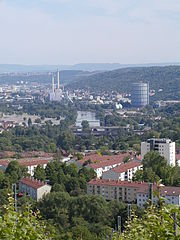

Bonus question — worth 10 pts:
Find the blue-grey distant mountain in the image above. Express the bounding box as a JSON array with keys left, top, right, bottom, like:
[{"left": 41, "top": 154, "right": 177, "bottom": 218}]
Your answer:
[{"left": 0, "top": 63, "right": 180, "bottom": 73}]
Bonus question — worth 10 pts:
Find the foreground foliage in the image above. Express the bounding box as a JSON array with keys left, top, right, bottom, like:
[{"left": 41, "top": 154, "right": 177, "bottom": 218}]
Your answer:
[{"left": 0, "top": 197, "right": 53, "bottom": 240}]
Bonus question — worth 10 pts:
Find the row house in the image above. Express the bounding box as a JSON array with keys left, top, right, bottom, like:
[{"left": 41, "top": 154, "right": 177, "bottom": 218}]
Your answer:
[
  {"left": 102, "top": 160, "right": 142, "bottom": 181},
  {"left": 77, "top": 153, "right": 131, "bottom": 178},
  {"left": 137, "top": 185, "right": 180, "bottom": 207}
]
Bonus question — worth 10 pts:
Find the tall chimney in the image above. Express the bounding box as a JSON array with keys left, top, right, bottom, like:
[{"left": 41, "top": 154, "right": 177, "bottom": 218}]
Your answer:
[
  {"left": 57, "top": 67, "right": 60, "bottom": 89},
  {"left": 52, "top": 75, "right": 55, "bottom": 93}
]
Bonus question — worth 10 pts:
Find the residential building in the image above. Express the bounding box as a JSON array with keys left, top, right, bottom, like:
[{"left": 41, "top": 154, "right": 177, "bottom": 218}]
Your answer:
[
  {"left": 77, "top": 153, "right": 130, "bottom": 178},
  {"left": 87, "top": 179, "right": 149, "bottom": 203},
  {"left": 102, "top": 160, "right": 143, "bottom": 181},
  {"left": 0, "top": 158, "right": 51, "bottom": 176},
  {"left": 19, "top": 177, "right": 51, "bottom": 201},
  {"left": 137, "top": 185, "right": 180, "bottom": 207},
  {"left": 18, "top": 159, "right": 49, "bottom": 176},
  {"left": 141, "top": 138, "right": 175, "bottom": 166}
]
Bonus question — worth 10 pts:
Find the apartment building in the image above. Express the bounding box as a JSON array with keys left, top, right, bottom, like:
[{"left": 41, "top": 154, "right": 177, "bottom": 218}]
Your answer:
[
  {"left": 18, "top": 159, "right": 50, "bottom": 176},
  {"left": 102, "top": 160, "right": 142, "bottom": 181},
  {"left": 87, "top": 179, "right": 148, "bottom": 203},
  {"left": 19, "top": 177, "right": 51, "bottom": 201},
  {"left": 141, "top": 138, "right": 175, "bottom": 166},
  {"left": 0, "top": 158, "right": 51, "bottom": 176},
  {"left": 137, "top": 185, "right": 180, "bottom": 207},
  {"left": 77, "top": 153, "right": 131, "bottom": 178}
]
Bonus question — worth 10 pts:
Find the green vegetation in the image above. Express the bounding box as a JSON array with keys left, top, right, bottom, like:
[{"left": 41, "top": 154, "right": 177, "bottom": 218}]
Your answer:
[
  {"left": 0, "top": 196, "right": 53, "bottom": 240},
  {"left": 133, "top": 151, "right": 180, "bottom": 186},
  {"left": 69, "top": 66, "right": 180, "bottom": 101},
  {"left": 117, "top": 204, "right": 180, "bottom": 240}
]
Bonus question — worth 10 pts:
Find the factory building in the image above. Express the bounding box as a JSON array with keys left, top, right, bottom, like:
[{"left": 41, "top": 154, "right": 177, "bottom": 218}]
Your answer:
[
  {"left": 49, "top": 68, "right": 63, "bottom": 102},
  {"left": 131, "top": 82, "right": 149, "bottom": 108}
]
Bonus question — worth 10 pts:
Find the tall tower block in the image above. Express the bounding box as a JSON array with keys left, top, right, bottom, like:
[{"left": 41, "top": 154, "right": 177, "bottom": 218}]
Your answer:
[{"left": 57, "top": 68, "right": 60, "bottom": 89}]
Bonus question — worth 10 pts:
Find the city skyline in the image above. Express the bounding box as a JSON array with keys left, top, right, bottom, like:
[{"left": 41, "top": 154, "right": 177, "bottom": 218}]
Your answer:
[{"left": 0, "top": 0, "right": 180, "bottom": 64}]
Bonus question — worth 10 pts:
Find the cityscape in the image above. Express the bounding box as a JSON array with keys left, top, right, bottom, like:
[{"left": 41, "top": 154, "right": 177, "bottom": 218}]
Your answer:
[{"left": 0, "top": 0, "right": 180, "bottom": 240}]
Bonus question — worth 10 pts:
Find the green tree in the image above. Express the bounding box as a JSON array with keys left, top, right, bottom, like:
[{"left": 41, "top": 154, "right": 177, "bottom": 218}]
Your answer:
[
  {"left": 0, "top": 196, "right": 53, "bottom": 240},
  {"left": 28, "top": 117, "right": 32, "bottom": 127},
  {"left": 34, "top": 165, "right": 46, "bottom": 181},
  {"left": 81, "top": 120, "right": 89, "bottom": 131}
]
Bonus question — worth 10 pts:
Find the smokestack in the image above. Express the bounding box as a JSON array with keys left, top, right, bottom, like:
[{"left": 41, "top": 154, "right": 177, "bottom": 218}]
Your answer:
[
  {"left": 52, "top": 75, "right": 55, "bottom": 93},
  {"left": 57, "top": 67, "right": 60, "bottom": 89}
]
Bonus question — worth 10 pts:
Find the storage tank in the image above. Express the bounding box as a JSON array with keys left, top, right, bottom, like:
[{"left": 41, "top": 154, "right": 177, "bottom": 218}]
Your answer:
[{"left": 131, "top": 82, "right": 149, "bottom": 107}]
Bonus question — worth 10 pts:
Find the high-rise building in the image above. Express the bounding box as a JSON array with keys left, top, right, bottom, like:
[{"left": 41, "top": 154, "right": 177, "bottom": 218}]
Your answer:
[
  {"left": 131, "top": 82, "right": 149, "bottom": 108},
  {"left": 141, "top": 138, "right": 176, "bottom": 166},
  {"left": 49, "top": 68, "right": 63, "bottom": 102}
]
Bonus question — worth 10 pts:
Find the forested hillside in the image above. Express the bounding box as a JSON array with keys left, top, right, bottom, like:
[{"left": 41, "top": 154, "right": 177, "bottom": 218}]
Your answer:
[{"left": 67, "top": 66, "right": 180, "bottom": 100}]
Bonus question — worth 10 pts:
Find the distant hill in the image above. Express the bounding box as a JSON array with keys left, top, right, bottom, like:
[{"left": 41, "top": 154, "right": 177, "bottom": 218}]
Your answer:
[
  {"left": 67, "top": 66, "right": 180, "bottom": 101},
  {"left": 0, "top": 70, "right": 93, "bottom": 85},
  {"left": 0, "top": 62, "right": 180, "bottom": 73}
]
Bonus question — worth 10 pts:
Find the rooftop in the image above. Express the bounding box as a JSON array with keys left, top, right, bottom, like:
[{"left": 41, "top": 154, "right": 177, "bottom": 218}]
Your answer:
[
  {"left": 79, "top": 153, "right": 131, "bottom": 169},
  {"left": 88, "top": 179, "right": 149, "bottom": 188},
  {"left": 137, "top": 185, "right": 180, "bottom": 196},
  {"left": 19, "top": 177, "right": 48, "bottom": 189},
  {"left": 110, "top": 160, "right": 142, "bottom": 174}
]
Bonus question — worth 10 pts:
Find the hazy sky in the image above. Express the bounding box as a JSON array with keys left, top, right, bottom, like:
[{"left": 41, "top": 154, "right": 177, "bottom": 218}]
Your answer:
[{"left": 0, "top": 0, "right": 180, "bottom": 64}]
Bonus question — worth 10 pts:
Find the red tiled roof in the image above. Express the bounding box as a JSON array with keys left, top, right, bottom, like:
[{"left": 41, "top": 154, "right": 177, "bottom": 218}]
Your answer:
[
  {"left": 111, "top": 161, "right": 142, "bottom": 174},
  {"left": 0, "top": 158, "right": 51, "bottom": 168},
  {"left": 80, "top": 153, "right": 130, "bottom": 169},
  {"left": 0, "top": 160, "right": 9, "bottom": 167},
  {"left": 137, "top": 185, "right": 180, "bottom": 196},
  {"left": 88, "top": 179, "right": 148, "bottom": 188},
  {"left": 19, "top": 177, "right": 48, "bottom": 189},
  {"left": 18, "top": 158, "right": 50, "bottom": 166}
]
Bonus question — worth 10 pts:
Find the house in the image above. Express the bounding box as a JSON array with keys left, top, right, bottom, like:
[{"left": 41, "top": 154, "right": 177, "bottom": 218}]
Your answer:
[
  {"left": 0, "top": 158, "right": 52, "bottom": 176},
  {"left": 18, "top": 158, "right": 50, "bottom": 176},
  {"left": 102, "top": 160, "right": 143, "bottom": 181},
  {"left": 137, "top": 185, "right": 180, "bottom": 207},
  {"left": 77, "top": 153, "right": 130, "bottom": 178},
  {"left": 19, "top": 177, "right": 51, "bottom": 201},
  {"left": 0, "top": 160, "right": 9, "bottom": 172}
]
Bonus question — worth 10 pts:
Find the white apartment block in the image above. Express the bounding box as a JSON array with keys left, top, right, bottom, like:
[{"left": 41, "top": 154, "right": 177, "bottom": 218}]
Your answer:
[
  {"left": 137, "top": 186, "right": 180, "bottom": 208},
  {"left": 19, "top": 177, "right": 51, "bottom": 201},
  {"left": 102, "top": 161, "right": 142, "bottom": 181},
  {"left": 141, "top": 138, "right": 175, "bottom": 166}
]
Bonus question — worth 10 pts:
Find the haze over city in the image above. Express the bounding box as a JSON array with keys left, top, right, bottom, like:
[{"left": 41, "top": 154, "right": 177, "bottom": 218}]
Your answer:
[{"left": 0, "top": 0, "right": 180, "bottom": 65}]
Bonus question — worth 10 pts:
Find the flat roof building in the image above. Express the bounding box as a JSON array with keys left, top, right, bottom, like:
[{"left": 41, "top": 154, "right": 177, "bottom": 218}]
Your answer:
[{"left": 141, "top": 138, "right": 175, "bottom": 166}]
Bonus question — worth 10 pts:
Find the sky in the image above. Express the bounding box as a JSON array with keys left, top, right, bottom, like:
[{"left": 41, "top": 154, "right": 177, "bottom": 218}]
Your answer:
[{"left": 0, "top": 0, "right": 180, "bottom": 65}]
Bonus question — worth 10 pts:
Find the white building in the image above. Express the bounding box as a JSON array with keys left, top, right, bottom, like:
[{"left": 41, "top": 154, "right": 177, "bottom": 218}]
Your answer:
[
  {"left": 19, "top": 177, "right": 51, "bottom": 201},
  {"left": 49, "top": 68, "right": 63, "bottom": 102},
  {"left": 102, "top": 161, "right": 143, "bottom": 181},
  {"left": 19, "top": 159, "right": 49, "bottom": 176},
  {"left": 77, "top": 153, "right": 131, "bottom": 178},
  {"left": 137, "top": 186, "right": 180, "bottom": 208},
  {"left": 141, "top": 138, "right": 175, "bottom": 166}
]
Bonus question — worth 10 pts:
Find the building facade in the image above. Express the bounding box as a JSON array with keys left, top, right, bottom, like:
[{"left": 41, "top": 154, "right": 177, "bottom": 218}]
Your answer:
[
  {"left": 19, "top": 177, "right": 51, "bottom": 201},
  {"left": 102, "top": 161, "right": 143, "bottom": 181},
  {"left": 137, "top": 186, "right": 180, "bottom": 207},
  {"left": 87, "top": 179, "right": 148, "bottom": 203},
  {"left": 141, "top": 138, "right": 176, "bottom": 166}
]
